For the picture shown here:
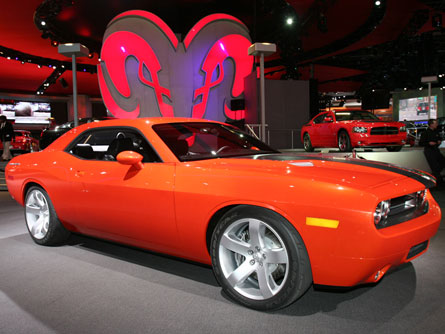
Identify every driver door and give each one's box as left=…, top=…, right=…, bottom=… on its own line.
left=65, top=126, right=178, bottom=251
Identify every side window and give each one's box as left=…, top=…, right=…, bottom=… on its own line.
left=68, top=127, right=161, bottom=163
left=312, top=114, right=327, bottom=124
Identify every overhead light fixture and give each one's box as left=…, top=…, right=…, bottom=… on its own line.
left=375, top=1, right=381, bottom=6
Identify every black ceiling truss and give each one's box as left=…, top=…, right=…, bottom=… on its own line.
left=0, top=45, right=97, bottom=95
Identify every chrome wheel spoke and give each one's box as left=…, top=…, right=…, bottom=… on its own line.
left=248, top=219, right=265, bottom=248
left=220, top=233, right=250, bottom=256
left=264, top=248, right=288, bottom=264
left=256, top=265, right=276, bottom=299
left=26, top=204, right=41, bottom=216
left=26, top=189, right=50, bottom=240
left=227, top=260, right=255, bottom=287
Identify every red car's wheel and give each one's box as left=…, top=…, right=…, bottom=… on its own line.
left=338, top=131, right=352, bottom=152
left=211, top=206, right=312, bottom=311
left=303, top=133, right=314, bottom=152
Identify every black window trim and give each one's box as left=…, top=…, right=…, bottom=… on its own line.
left=64, top=125, right=163, bottom=163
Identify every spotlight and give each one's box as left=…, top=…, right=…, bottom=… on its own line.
left=51, top=40, right=59, bottom=47
left=41, top=20, right=46, bottom=26
left=375, top=1, right=381, bottom=6
left=286, top=17, right=294, bottom=25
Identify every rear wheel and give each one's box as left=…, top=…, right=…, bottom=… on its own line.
left=211, top=206, right=312, bottom=311
left=25, top=186, right=70, bottom=245
left=386, top=146, right=403, bottom=152
left=338, top=131, right=352, bottom=152
left=303, top=133, right=314, bottom=152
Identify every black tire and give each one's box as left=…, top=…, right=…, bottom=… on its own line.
left=386, top=146, right=403, bottom=152
left=210, top=205, right=312, bottom=311
left=303, top=133, right=314, bottom=152
left=24, top=186, right=70, bottom=246
left=338, top=130, right=352, bottom=152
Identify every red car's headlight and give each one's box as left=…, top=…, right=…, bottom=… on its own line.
left=352, top=126, right=368, bottom=133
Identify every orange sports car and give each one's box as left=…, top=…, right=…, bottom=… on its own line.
left=5, top=118, right=441, bottom=311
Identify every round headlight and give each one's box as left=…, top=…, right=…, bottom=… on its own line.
left=416, top=190, right=427, bottom=205
left=374, top=200, right=390, bottom=225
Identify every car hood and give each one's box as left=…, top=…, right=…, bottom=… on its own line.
left=191, top=153, right=435, bottom=191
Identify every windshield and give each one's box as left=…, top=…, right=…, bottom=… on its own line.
left=153, top=122, right=278, bottom=161
left=334, top=110, right=380, bottom=121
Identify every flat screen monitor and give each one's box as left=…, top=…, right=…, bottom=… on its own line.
left=0, top=101, right=52, bottom=124
left=399, top=96, right=437, bottom=121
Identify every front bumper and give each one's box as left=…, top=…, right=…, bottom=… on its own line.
left=310, top=195, right=441, bottom=287
left=350, top=133, right=407, bottom=147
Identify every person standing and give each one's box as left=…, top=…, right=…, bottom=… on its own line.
left=420, top=118, right=445, bottom=185
left=0, top=115, right=15, bottom=161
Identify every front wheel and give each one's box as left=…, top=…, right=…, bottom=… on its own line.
left=386, top=145, right=403, bottom=152
left=338, top=131, right=352, bottom=152
left=25, top=186, right=71, bottom=245
left=211, top=206, right=312, bottom=311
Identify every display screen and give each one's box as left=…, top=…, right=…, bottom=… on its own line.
left=0, top=101, right=52, bottom=124
left=399, top=96, right=437, bottom=121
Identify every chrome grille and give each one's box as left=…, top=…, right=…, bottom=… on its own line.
left=370, top=127, right=398, bottom=135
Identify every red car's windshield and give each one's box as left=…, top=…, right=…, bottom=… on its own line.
left=334, top=111, right=380, bottom=121
left=153, top=122, right=278, bottom=161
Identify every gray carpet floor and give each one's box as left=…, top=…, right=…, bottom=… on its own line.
left=0, top=189, right=444, bottom=334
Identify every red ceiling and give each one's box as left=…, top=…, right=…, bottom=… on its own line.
left=0, top=0, right=442, bottom=97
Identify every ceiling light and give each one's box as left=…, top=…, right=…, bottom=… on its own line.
left=286, top=17, right=294, bottom=25
left=375, top=1, right=381, bottom=6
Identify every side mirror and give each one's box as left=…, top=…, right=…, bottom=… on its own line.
left=117, top=151, right=144, bottom=170
left=324, top=116, right=333, bottom=122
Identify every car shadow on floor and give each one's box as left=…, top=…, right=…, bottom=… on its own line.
left=63, top=233, right=417, bottom=318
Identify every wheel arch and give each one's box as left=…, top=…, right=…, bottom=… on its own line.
left=337, top=128, right=349, bottom=138
left=205, top=203, right=307, bottom=257
left=22, top=181, right=46, bottom=204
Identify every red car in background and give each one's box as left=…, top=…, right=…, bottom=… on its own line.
left=0, top=130, right=39, bottom=154
left=301, top=110, right=407, bottom=152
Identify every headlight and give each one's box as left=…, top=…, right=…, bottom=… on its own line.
left=353, top=126, right=368, bottom=133
left=374, top=200, right=390, bottom=225
left=399, top=126, right=406, bottom=132
left=416, top=189, right=427, bottom=205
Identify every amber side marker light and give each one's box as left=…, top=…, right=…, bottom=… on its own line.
left=306, top=217, right=339, bottom=229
